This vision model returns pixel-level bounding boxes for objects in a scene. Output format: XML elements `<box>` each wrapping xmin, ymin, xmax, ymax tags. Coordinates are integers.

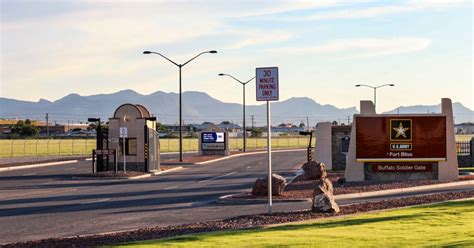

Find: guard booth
<box><xmin>106</xmin><ymin>104</ymin><xmax>160</xmax><ymax>172</ymax></box>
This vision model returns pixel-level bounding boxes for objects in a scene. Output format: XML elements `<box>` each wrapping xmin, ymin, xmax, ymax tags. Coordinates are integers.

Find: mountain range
<box><xmin>0</xmin><ymin>90</ymin><xmax>472</xmax><ymax>125</ymax></box>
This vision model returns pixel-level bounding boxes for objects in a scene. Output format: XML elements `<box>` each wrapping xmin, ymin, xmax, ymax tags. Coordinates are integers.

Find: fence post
<box><xmin>470</xmin><ymin>138</ymin><xmax>474</xmax><ymax>167</ymax></box>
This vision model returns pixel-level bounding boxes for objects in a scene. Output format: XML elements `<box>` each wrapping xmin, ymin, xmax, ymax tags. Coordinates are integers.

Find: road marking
<box><xmin>23</xmin><ymin>172</ymin><xmax>38</xmax><ymax>176</ymax></box>
<box><xmin>198</xmin><ymin>171</ymin><xmax>238</xmax><ymax>183</ymax></box>
<box><xmin>164</xmin><ymin>186</ymin><xmax>179</xmax><ymax>190</ymax></box>
<box><xmin>81</xmin><ymin>198</ymin><xmax>110</xmax><ymax>205</ymax></box>
<box><xmin>246</xmin><ymin>166</ymin><xmax>251</xmax><ymax>169</ymax></box>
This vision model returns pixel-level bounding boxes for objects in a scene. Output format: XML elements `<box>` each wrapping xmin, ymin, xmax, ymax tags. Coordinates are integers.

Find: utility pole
<box><xmin>45</xmin><ymin>113</ymin><xmax>49</xmax><ymax>137</ymax></box>
<box><xmin>306</xmin><ymin>116</ymin><xmax>309</xmax><ymax>131</ymax></box>
<box><xmin>67</xmin><ymin>120</ymin><xmax>70</xmax><ymax>132</ymax></box>
<box><xmin>251</xmin><ymin>115</ymin><xmax>255</xmax><ymax>129</ymax></box>
<box><xmin>347</xmin><ymin>116</ymin><xmax>351</xmax><ymax>125</ymax></box>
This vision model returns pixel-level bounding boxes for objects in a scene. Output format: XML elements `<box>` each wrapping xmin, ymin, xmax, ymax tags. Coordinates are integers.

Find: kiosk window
<box><xmin>119</xmin><ymin>138</ymin><xmax>137</xmax><ymax>156</ymax></box>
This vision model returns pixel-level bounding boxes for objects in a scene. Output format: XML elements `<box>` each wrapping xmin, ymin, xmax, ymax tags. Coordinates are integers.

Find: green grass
<box><xmin>0</xmin><ymin>139</ymin><xmax>96</xmax><ymax>158</ymax></box>
<box><xmin>0</xmin><ymin>137</ymin><xmax>310</xmax><ymax>157</ymax></box>
<box><xmin>116</xmin><ymin>199</ymin><xmax>474</xmax><ymax>247</ymax></box>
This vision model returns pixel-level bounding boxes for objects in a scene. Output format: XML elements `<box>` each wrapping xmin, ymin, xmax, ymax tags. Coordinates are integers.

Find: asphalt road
<box><xmin>0</xmin><ymin>150</ymin><xmax>306</xmax><ymax>243</ymax></box>
<box><xmin>0</xmin><ymin>150</ymin><xmax>472</xmax><ymax>244</ymax></box>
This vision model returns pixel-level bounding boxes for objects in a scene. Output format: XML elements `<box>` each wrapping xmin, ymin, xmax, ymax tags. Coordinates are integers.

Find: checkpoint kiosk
<box><xmin>105</xmin><ymin>103</ymin><xmax>160</xmax><ymax>172</ymax></box>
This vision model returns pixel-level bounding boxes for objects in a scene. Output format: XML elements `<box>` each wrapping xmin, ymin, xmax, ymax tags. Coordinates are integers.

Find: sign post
<box><xmin>120</xmin><ymin>127</ymin><xmax>128</xmax><ymax>174</ymax></box>
<box><xmin>256</xmin><ymin>67</ymin><xmax>279</xmax><ymax>214</ymax></box>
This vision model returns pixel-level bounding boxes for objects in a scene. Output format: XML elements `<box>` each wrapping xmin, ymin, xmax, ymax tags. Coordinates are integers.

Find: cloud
<box><xmin>269</xmin><ymin>0</ymin><xmax>470</xmax><ymax>22</ymax></box>
<box><xmin>269</xmin><ymin>38</ymin><xmax>431</xmax><ymax>58</ymax></box>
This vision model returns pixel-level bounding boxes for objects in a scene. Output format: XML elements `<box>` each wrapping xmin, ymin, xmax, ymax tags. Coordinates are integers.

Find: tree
<box><xmin>250</xmin><ymin>127</ymin><xmax>263</xmax><ymax>138</ymax></box>
<box><xmin>220</xmin><ymin>121</ymin><xmax>231</xmax><ymax>125</ymax></box>
<box><xmin>299</xmin><ymin>122</ymin><xmax>305</xmax><ymax>128</ymax></box>
<box><xmin>11</xmin><ymin>119</ymin><xmax>39</xmax><ymax>137</ymax></box>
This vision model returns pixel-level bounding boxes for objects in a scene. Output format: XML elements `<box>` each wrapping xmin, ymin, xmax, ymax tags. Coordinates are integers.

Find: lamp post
<box><xmin>355</xmin><ymin>84</ymin><xmax>395</xmax><ymax>112</ymax></box>
<box><xmin>143</xmin><ymin>50</ymin><xmax>217</xmax><ymax>162</ymax></box>
<box><xmin>218</xmin><ymin>73</ymin><xmax>255</xmax><ymax>152</ymax></box>
<box><xmin>88</xmin><ymin>118</ymin><xmax>102</xmax><ymax>171</ymax></box>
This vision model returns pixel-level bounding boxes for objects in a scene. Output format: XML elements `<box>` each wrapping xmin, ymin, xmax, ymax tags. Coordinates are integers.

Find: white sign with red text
<box><xmin>256</xmin><ymin>67</ymin><xmax>279</xmax><ymax>101</ymax></box>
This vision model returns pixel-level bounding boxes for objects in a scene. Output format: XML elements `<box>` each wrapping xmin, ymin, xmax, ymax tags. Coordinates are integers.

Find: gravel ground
<box><xmin>0</xmin><ymin>156</ymin><xmax>88</xmax><ymax>167</ymax></box>
<box><xmin>234</xmin><ymin>173</ymin><xmax>451</xmax><ymax>199</ymax></box>
<box><xmin>2</xmin><ymin>190</ymin><xmax>473</xmax><ymax>248</ymax></box>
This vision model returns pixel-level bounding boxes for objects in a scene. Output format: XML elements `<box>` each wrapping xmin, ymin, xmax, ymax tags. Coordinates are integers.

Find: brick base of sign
<box><xmin>201</xmin><ymin>150</ymin><xmax>229</xmax><ymax>156</ymax></box>
<box><xmin>364</xmin><ymin>162</ymin><xmax>438</xmax><ymax>181</ymax></box>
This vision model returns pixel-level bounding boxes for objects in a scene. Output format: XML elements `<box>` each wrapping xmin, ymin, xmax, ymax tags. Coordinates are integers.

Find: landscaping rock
<box><xmin>294</xmin><ymin>161</ymin><xmax>327</xmax><ymax>181</ymax></box>
<box><xmin>252</xmin><ymin>174</ymin><xmax>287</xmax><ymax>196</ymax></box>
<box><xmin>312</xmin><ymin>177</ymin><xmax>340</xmax><ymax>213</ymax></box>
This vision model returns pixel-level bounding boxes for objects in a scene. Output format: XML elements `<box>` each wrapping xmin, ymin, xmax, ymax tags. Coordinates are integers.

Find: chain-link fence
<box><xmin>0</xmin><ymin>136</ymin><xmax>311</xmax><ymax>158</ymax></box>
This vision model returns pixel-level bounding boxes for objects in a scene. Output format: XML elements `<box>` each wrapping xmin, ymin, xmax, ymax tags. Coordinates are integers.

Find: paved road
<box><xmin>1</xmin><ymin>150</ymin><xmax>473</xmax><ymax>244</ymax></box>
<box><xmin>0</xmin><ymin>150</ymin><xmax>306</xmax><ymax>243</ymax></box>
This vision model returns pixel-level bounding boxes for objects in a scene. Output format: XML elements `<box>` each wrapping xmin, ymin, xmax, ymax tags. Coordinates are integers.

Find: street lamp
<box><xmin>143</xmin><ymin>50</ymin><xmax>217</xmax><ymax>162</ymax></box>
<box><xmin>355</xmin><ymin>84</ymin><xmax>395</xmax><ymax>112</ymax></box>
<box><xmin>218</xmin><ymin>73</ymin><xmax>255</xmax><ymax>152</ymax></box>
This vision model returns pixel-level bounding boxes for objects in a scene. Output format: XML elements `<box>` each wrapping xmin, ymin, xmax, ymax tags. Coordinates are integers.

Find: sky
<box><xmin>0</xmin><ymin>0</ymin><xmax>472</xmax><ymax>113</ymax></box>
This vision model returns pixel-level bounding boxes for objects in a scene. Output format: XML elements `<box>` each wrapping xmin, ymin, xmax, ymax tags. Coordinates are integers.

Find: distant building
<box><xmin>455</xmin><ymin>122</ymin><xmax>474</xmax><ymax>134</ymax></box>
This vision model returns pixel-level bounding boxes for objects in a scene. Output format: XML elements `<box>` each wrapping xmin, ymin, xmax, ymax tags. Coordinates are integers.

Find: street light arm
<box><xmin>355</xmin><ymin>84</ymin><xmax>375</xmax><ymax>89</ymax></box>
<box><xmin>375</xmin><ymin>84</ymin><xmax>395</xmax><ymax>89</ymax></box>
<box><xmin>144</xmin><ymin>51</ymin><xmax>179</xmax><ymax>67</ymax></box>
<box><xmin>182</xmin><ymin>51</ymin><xmax>216</xmax><ymax>66</ymax></box>
<box><xmin>243</xmin><ymin>76</ymin><xmax>256</xmax><ymax>85</ymax></box>
<box><xmin>221</xmin><ymin>73</ymin><xmax>244</xmax><ymax>84</ymax></box>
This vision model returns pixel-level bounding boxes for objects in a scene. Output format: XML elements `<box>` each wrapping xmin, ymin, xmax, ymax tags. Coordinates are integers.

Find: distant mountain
<box><xmin>0</xmin><ymin>90</ymin><xmax>472</xmax><ymax>125</ymax></box>
<box><xmin>383</xmin><ymin>102</ymin><xmax>474</xmax><ymax>123</ymax></box>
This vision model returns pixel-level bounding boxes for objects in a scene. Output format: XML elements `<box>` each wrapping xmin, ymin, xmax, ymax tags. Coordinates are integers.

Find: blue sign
<box><xmin>202</xmin><ymin>132</ymin><xmax>225</xmax><ymax>143</ymax></box>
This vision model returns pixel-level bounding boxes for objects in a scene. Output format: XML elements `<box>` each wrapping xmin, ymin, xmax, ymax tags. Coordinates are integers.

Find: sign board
<box><xmin>256</xmin><ymin>67</ymin><xmax>279</xmax><ymax>101</ymax></box>
<box><xmin>201</xmin><ymin>132</ymin><xmax>226</xmax><ymax>150</ymax></box>
<box><xmin>370</xmin><ymin>162</ymin><xmax>433</xmax><ymax>172</ymax></box>
<box><xmin>356</xmin><ymin>116</ymin><xmax>447</xmax><ymax>161</ymax></box>
<box><xmin>119</xmin><ymin>127</ymin><xmax>128</xmax><ymax>138</ymax></box>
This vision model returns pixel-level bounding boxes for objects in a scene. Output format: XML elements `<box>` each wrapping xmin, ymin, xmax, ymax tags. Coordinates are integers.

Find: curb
<box><xmin>216</xmin><ymin>180</ymin><xmax>474</xmax><ymax>204</ymax></box>
<box><xmin>71</xmin><ymin>173</ymin><xmax>152</xmax><ymax>180</ymax></box>
<box><xmin>216</xmin><ymin>193</ymin><xmax>311</xmax><ymax>205</ymax></box>
<box><xmin>334</xmin><ymin>180</ymin><xmax>474</xmax><ymax>200</ymax></box>
<box><xmin>0</xmin><ymin>160</ymin><xmax>79</xmax><ymax>172</ymax></box>
<box><xmin>197</xmin><ymin>148</ymin><xmax>306</xmax><ymax>165</ymax></box>
<box><xmin>152</xmin><ymin>166</ymin><xmax>184</xmax><ymax>175</ymax></box>
<box><xmin>71</xmin><ymin>167</ymin><xmax>184</xmax><ymax>180</ymax></box>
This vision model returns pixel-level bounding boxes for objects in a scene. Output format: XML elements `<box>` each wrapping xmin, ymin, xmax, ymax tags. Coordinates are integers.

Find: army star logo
<box><xmin>393</xmin><ymin>122</ymin><xmax>409</xmax><ymax>138</ymax></box>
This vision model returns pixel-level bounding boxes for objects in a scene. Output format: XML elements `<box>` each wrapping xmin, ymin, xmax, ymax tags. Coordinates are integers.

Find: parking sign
<box><xmin>256</xmin><ymin>67</ymin><xmax>279</xmax><ymax>101</ymax></box>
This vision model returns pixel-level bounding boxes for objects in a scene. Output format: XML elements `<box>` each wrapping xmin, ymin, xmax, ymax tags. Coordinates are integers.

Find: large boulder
<box><xmin>294</xmin><ymin>161</ymin><xmax>327</xmax><ymax>181</ymax></box>
<box><xmin>311</xmin><ymin>177</ymin><xmax>340</xmax><ymax>213</ymax></box>
<box><xmin>252</xmin><ymin>174</ymin><xmax>287</xmax><ymax>196</ymax></box>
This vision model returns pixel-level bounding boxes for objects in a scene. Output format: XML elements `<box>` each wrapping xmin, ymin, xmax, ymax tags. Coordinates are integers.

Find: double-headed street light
<box><xmin>355</xmin><ymin>84</ymin><xmax>395</xmax><ymax>112</ymax></box>
<box><xmin>143</xmin><ymin>50</ymin><xmax>217</xmax><ymax>162</ymax></box>
<box><xmin>218</xmin><ymin>73</ymin><xmax>255</xmax><ymax>152</ymax></box>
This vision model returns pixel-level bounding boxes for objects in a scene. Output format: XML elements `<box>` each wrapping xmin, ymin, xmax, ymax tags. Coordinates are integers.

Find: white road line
<box><xmin>164</xmin><ymin>186</ymin><xmax>179</xmax><ymax>190</ymax></box>
<box><xmin>198</xmin><ymin>171</ymin><xmax>238</xmax><ymax>183</ymax></box>
<box><xmin>23</xmin><ymin>172</ymin><xmax>38</xmax><ymax>176</ymax></box>
<box><xmin>246</xmin><ymin>166</ymin><xmax>251</xmax><ymax>169</ymax></box>
<box><xmin>81</xmin><ymin>198</ymin><xmax>110</xmax><ymax>205</ymax></box>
